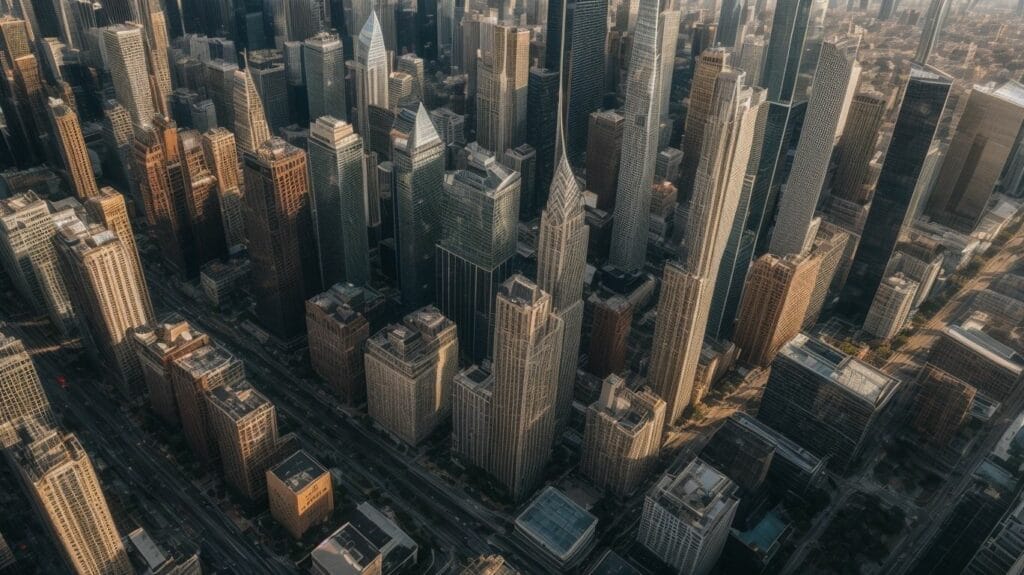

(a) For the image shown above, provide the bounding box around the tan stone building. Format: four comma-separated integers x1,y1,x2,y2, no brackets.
132,316,209,425
306,284,371,403
170,344,244,465
267,450,334,539
48,97,98,200
207,379,279,500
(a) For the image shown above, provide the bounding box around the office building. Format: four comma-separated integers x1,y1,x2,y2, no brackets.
963,492,1024,575
267,450,334,539
201,128,246,249
526,67,559,218
883,240,943,310
103,25,155,127
9,422,132,575
248,49,289,134
733,252,820,366
207,379,279,500
451,364,495,468
718,0,745,47
637,459,739,575
391,105,445,308
647,71,762,423
389,72,415,110
0,331,53,434
586,110,624,211
581,375,665,496
171,344,243,465
54,214,153,394
769,36,860,257
397,54,425,102
514,487,598,569
831,92,886,204
927,316,1024,401
912,366,975,446
243,138,321,339
364,307,458,445
178,130,228,268
845,65,951,312
437,143,520,361
587,293,632,378
737,35,766,88
84,188,150,315
308,117,371,288
476,24,529,155
306,284,372,403
131,317,210,426
608,0,663,272
504,144,536,217
563,0,608,166
47,98,98,200
304,33,347,122
914,0,950,65
863,273,918,340
679,48,730,206
0,192,75,334
311,502,418,575
233,66,273,155
758,334,900,470
354,12,390,143
206,59,239,130
925,81,1024,233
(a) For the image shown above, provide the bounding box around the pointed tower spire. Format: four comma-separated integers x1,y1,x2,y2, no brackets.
233,52,272,155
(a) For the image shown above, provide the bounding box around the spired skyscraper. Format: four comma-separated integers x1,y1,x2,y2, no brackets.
844,65,952,313
354,12,390,147
233,64,272,156
647,70,764,424
609,0,664,273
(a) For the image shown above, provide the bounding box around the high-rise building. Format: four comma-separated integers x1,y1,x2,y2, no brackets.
233,66,273,156
924,81,1024,233
863,273,918,340
831,92,886,204
758,334,900,470
0,193,75,334
365,307,458,445
201,128,246,249
914,0,950,65
845,65,951,312
563,0,608,166
9,422,132,575
248,50,290,134
397,54,425,102
647,71,763,423
285,0,328,43
207,378,279,500
733,252,820,366
306,284,373,403
927,315,1024,402
504,144,537,217
737,35,767,88
47,98,98,200
131,317,210,426
679,48,730,206
243,138,321,338
911,366,975,446
389,71,415,110
637,459,739,575
451,363,495,468
609,0,664,272
304,32,347,122
963,491,1024,575
391,104,445,309
436,143,520,362
54,213,153,394
587,293,632,378
267,450,334,539
103,24,156,127
802,221,851,327
0,332,53,434
354,12,390,144
139,4,172,116
526,67,560,218
308,117,371,288
206,59,239,130
586,110,624,211
178,130,228,267
171,344,243,465
580,375,665,496
476,24,529,155
769,36,860,257
718,0,745,47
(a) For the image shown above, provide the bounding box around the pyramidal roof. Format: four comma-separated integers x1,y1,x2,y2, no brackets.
409,103,441,149
359,11,385,51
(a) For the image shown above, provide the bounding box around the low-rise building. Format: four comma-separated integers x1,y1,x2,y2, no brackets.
514,487,598,570
267,450,334,539
863,273,918,340
928,314,1024,401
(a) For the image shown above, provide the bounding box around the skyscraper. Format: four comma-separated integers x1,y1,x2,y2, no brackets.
717,0,745,47
679,48,730,206
526,67,560,217
0,193,75,335
306,284,373,403
924,81,1024,233
308,117,371,288
647,70,762,423
488,275,563,500
355,12,390,145
47,98,98,200
54,213,154,394
233,65,272,156
564,0,608,166
914,0,950,65
830,92,886,204
248,50,289,134
207,379,280,500
845,65,951,312
201,128,246,249
132,317,210,426
0,331,54,434
391,104,444,309
436,143,520,362
609,0,663,272
586,110,624,211
769,36,860,257
243,138,322,338
476,24,529,155
103,24,156,127
863,273,918,340
84,188,152,320
637,459,739,575
171,344,243,465
304,32,347,122
364,307,458,445
9,422,132,575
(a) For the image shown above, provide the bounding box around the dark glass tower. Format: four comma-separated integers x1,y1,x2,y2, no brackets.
717,0,745,48
526,67,560,219
844,65,952,313
565,0,608,167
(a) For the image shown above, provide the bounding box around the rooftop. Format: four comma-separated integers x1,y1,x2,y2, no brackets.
728,412,823,473
499,275,545,306
312,523,380,575
175,344,238,378
945,322,1024,375
651,458,737,527
586,549,639,575
779,334,900,406
514,486,598,563
207,379,273,421
269,450,328,493
733,511,788,556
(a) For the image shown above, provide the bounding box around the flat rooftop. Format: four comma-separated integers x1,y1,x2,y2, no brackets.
729,412,823,473
269,449,327,493
734,510,788,554
515,486,597,563
652,458,737,527
945,323,1024,375
312,523,379,574
587,549,639,575
207,380,272,420
175,344,238,378
779,334,900,406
